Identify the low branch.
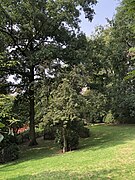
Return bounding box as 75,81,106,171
0,27,27,57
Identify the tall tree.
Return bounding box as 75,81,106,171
0,0,97,145
105,0,135,123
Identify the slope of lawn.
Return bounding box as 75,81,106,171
1,124,135,180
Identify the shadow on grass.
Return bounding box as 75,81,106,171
79,124,135,151
0,138,60,170
1,124,135,169
19,138,60,160
7,168,124,180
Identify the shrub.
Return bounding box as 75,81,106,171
0,134,19,163
43,123,56,140
17,130,30,144
69,120,90,138
104,111,115,124
78,126,90,138
35,128,44,138
55,129,79,151
0,143,19,163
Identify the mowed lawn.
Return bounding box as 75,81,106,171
1,124,135,180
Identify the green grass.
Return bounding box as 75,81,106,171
1,124,135,180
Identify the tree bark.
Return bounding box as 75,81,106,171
29,66,38,146
62,127,67,153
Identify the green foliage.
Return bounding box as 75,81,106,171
108,7,135,124
55,129,79,151
103,111,115,124
111,90,135,123
43,78,85,152
0,143,19,163
129,47,135,60
0,0,97,145
43,122,56,140
0,94,18,127
12,93,30,128
45,79,83,125
17,130,30,144
91,0,135,125
121,0,135,33
0,103,19,163
82,89,107,123
126,69,135,80
126,47,135,80
0,134,19,163
35,128,44,138
68,120,90,138
0,122,5,128
78,126,90,138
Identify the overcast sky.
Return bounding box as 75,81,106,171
80,0,121,36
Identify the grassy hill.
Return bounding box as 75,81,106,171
1,124,135,180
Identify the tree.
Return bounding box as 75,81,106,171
103,0,135,123
80,0,135,124
82,88,107,123
44,78,84,152
0,0,97,145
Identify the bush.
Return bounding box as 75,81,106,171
55,129,79,151
0,143,19,163
43,123,56,140
104,111,115,124
35,128,44,138
0,134,19,163
69,120,90,138
17,130,30,144
78,126,90,138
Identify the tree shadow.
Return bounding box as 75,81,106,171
79,124,135,151
1,124,135,170
0,138,60,170
6,167,125,180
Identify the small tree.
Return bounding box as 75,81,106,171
45,78,83,152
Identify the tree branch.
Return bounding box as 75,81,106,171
0,67,31,78
0,27,27,57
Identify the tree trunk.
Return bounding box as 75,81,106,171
62,127,67,153
29,66,38,146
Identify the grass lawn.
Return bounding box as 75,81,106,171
1,124,135,180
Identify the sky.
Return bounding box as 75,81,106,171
80,0,121,36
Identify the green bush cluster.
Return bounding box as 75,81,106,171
35,128,44,138
0,134,19,163
43,124,56,140
103,111,115,124
55,129,79,151
72,121,90,138
43,120,90,151
78,126,90,138
17,130,30,144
